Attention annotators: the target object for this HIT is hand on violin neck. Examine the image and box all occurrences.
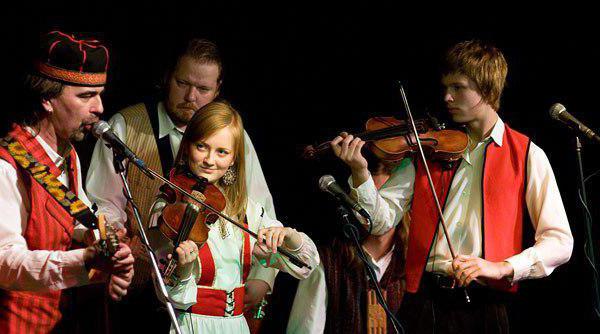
[115,227,130,244]
[330,132,370,186]
[108,268,134,301]
[84,242,134,276]
[172,240,199,279]
[451,255,514,287]
[257,227,302,254]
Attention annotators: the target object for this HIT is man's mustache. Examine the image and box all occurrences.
[80,119,100,131]
[177,103,197,110]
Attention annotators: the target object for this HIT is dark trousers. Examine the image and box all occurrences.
[107,282,171,334]
[397,273,511,334]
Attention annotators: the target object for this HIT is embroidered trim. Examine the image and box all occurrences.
[37,62,106,86]
[0,137,98,229]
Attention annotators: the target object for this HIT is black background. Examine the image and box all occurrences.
[4,3,600,333]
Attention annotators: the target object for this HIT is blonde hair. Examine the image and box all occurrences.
[176,101,247,219]
[443,40,508,110]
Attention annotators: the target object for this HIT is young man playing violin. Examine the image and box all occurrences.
[331,40,573,334]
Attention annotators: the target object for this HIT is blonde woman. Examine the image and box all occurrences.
[150,101,318,333]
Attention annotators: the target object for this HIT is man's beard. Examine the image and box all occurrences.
[69,129,87,142]
[167,106,196,127]
[70,122,95,142]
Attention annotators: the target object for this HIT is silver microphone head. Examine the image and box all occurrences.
[549,103,567,120]
[318,175,336,192]
[92,121,111,138]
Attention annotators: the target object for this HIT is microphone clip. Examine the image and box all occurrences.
[336,204,371,241]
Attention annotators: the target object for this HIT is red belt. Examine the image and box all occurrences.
[187,286,245,317]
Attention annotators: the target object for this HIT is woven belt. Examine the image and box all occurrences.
[184,286,245,317]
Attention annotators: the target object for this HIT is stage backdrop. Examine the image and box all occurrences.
[4,5,599,333]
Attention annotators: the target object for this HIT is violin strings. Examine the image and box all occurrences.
[174,206,196,247]
[360,122,426,142]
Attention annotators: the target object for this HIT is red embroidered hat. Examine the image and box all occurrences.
[35,31,109,87]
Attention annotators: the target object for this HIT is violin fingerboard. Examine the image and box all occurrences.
[97,215,119,256]
[105,221,120,255]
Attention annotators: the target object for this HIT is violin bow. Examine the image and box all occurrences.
[145,168,312,270]
[398,82,471,303]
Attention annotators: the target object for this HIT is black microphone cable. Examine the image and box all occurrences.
[337,205,405,334]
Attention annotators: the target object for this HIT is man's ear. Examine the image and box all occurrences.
[41,98,53,113]
[215,80,223,98]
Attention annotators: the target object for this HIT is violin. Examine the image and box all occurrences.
[147,163,311,271]
[303,116,468,163]
[157,166,226,285]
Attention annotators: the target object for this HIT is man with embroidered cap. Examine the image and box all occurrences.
[0,31,134,334]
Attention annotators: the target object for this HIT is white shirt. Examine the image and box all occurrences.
[0,128,92,291]
[286,247,394,334]
[86,102,280,287]
[86,102,276,224]
[364,246,395,282]
[350,117,573,282]
[161,198,319,334]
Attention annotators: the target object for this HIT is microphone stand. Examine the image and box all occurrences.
[336,205,404,334]
[112,151,183,334]
[575,137,600,320]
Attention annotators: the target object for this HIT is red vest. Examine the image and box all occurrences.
[406,124,530,293]
[166,171,253,317]
[0,124,79,334]
[188,224,252,317]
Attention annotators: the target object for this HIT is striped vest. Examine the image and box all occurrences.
[0,124,79,334]
[120,102,170,286]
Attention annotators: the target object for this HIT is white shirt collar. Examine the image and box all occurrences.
[363,245,395,268]
[489,116,505,147]
[157,102,185,139]
[462,117,504,165]
[25,126,65,168]
[465,116,505,147]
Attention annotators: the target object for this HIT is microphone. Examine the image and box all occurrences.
[319,175,372,221]
[549,103,600,143]
[92,121,147,169]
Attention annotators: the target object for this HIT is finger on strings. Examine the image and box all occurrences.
[277,229,286,248]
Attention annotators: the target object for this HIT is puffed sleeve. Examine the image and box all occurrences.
[250,202,320,280]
